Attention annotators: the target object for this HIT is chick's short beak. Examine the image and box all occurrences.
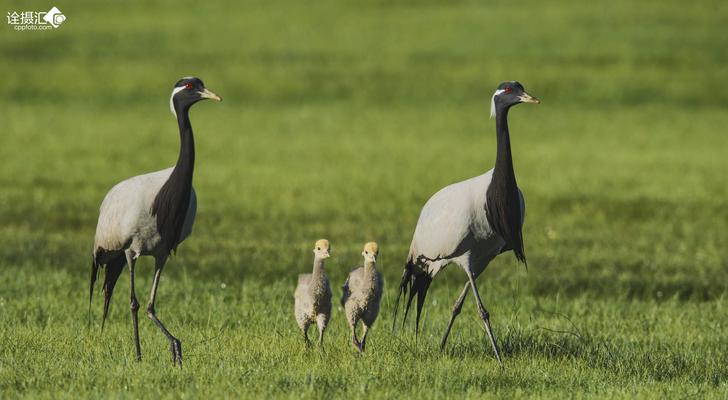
[324,251,331,258]
[199,88,222,101]
[518,92,540,104]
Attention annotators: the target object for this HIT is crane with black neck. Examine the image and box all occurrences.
[89,77,221,366]
[394,81,539,367]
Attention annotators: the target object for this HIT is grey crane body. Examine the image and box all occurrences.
[407,169,525,280]
[395,81,539,367]
[89,77,221,366]
[294,239,332,346]
[341,242,382,352]
[93,167,197,262]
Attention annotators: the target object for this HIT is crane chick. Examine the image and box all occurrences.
[294,239,332,346]
[341,242,383,352]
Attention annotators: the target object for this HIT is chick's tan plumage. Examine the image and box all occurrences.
[294,239,332,346]
[341,242,383,352]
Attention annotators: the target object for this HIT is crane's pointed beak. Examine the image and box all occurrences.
[199,88,222,102]
[518,92,540,104]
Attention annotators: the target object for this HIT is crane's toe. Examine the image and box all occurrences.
[351,337,362,353]
[170,339,183,366]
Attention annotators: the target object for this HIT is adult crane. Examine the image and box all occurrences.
[394,81,539,367]
[89,77,221,366]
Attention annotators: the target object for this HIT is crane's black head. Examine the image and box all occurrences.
[490,81,539,118]
[169,77,222,117]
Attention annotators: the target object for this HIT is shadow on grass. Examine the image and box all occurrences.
[442,326,726,386]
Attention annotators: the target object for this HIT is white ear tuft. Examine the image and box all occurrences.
[169,86,186,118]
[490,89,505,119]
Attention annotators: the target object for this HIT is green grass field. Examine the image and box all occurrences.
[2,0,727,398]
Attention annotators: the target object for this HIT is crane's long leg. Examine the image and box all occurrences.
[360,324,370,352]
[350,320,361,352]
[316,314,327,347]
[302,321,311,346]
[466,269,503,367]
[146,257,182,366]
[125,250,142,361]
[439,281,470,351]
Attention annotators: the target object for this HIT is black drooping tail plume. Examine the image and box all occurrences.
[101,255,126,331]
[89,252,126,330]
[88,257,99,327]
[392,260,411,334]
[392,257,433,336]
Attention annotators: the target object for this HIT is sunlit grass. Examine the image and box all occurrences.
[1,0,727,398]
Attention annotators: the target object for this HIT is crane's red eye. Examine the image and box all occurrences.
[184,83,193,90]
[503,88,512,94]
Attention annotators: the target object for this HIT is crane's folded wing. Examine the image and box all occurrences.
[408,171,494,262]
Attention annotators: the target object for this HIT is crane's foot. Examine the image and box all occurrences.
[133,339,142,361]
[317,326,325,348]
[351,338,362,353]
[439,329,452,352]
[478,308,503,368]
[302,332,312,347]
[170,338,183,367]
[131,298,142,361]
[439,315,459,351]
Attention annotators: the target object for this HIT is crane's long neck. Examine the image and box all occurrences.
[485,103,527,264]
[492,106,516,187]
[364,260,376,276]
[174,106,195,180]
[311,256,326,279]
[151,103,195,254]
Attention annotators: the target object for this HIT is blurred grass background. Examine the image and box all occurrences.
[1,0,727,398]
